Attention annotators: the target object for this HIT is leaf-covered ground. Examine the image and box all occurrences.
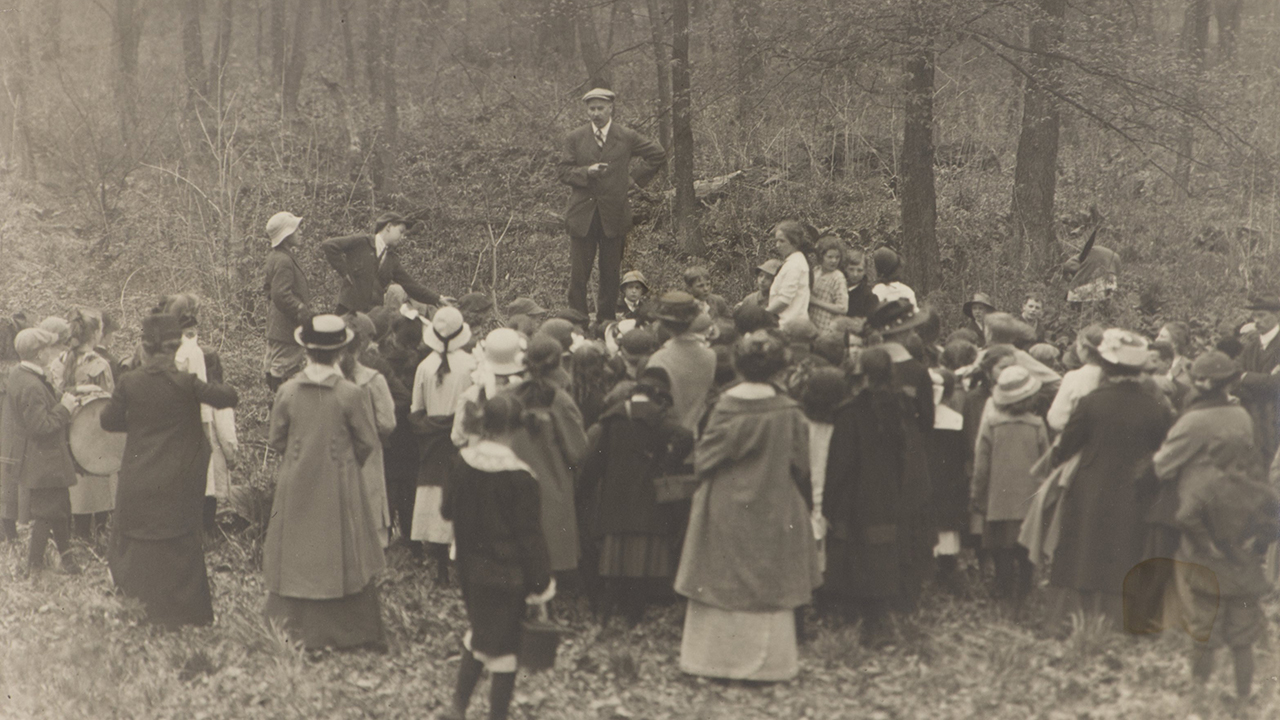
[1,532,1277,720]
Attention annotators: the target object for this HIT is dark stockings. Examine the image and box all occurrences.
[28,518,77,573]
[427,542,451,584]
[447,651,484,718]
[1,519,17,541]
[73,511,111,542]
[202,497,218,538]
[1190,644,1254,699]
[488,671,516,720]
[992,547,1032,613]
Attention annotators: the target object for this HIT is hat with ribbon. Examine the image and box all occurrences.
[295,314,354,350]
[582,87,617,103]
[867,298,932,335]
[421,306,472,354]
[620,270,650,293]
[992,365,1042,406]
[652,291,701,325]
[1189,349,1240,382]
[1097,328,1149,368]
[374,211,416,234]
[266,211,302,248]
[962,292,996,321]
[481,328,526,376]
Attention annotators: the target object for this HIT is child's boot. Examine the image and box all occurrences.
[439,651,484,720]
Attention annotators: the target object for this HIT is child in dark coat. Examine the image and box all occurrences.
[439,394,554,720]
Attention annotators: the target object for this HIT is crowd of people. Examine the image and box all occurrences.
[2,202,1279,718]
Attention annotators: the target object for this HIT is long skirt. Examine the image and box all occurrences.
[679,599,798,681]
[410,486,453,544]
[597,534,675,579]
[109,531,213,629]
[264,581,387,652]
[70,472,117,515]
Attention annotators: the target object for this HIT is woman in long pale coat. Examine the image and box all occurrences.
[345,313,396,547]
[264,315,387,651]
[674,331,820,682]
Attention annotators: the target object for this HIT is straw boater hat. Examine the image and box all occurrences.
[421,306,472,354]
[480,328,526,376]
[755,258,783,277]
[582,88,617,103]
[620,270,650,293]
[374,211,416,234]
[962,292,995,321]
[1189,350,1240,382]
[867,298,932,335]
[992,365,1042,406]
[295,314,354,350]
[266,211,302,248]
[1096,328,1149,367]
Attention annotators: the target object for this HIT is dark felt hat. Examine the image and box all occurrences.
[141,313,183,346]
[1189,350,1240,382]
[506,297,548,317]
[652,291,701,325]
[456,292,494,315]
[962,292,996,321]
[1245,296,1280,312]
[867,298,932,335]
[551,308,590,329]
[374,211,416,234]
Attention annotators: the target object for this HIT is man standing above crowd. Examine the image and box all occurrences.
[321,212,447,315]
[1239,297,1280,461]
[557,88,666,323]
[263,212,311,391]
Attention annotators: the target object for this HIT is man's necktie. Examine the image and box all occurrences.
[594,128,605,148]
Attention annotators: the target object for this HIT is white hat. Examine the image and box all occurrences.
[581,87,617,103]
[992,365,1042,406]
[1097,328,1149,368]
[266,211,302,248]
[481,328,526,376]
[422,306,472,353]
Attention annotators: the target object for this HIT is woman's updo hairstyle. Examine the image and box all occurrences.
[481,393,526,437]
[773,219,815,254]
[67,307,103,348]
[733,329,788,383]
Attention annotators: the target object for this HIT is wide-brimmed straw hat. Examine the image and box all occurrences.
[962,292,996,321]
[1097,328,1149,368]
[481,328,526,376]
[421,306,472,353]
[266,211,302,248]
[295,314,354,350]
[620,270,650,293]
[992,365,1042,406]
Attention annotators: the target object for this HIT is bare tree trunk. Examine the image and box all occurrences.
[208,0,234,113]
[645,0,671,151]
[365,0,383,100]
[283,0,314,118]
[537,0,575,59]
[1008,0,1066,273]
[729,0,762,151]
[575,0,611,87]
[670,0,703,256]
[0,0,36,179]
[1174,0,1209,196]
[271,0,287,82]
[40,0,62,61]
[181,0,208,119]
[900,20,938,297]
[115,0,142,158]
[340,0,357,88]
[380,0,403,188]
[1213,0,1241,62]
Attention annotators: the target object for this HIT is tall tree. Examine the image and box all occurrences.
[1174,0,1209,196]
[380,0,403,187]
[180,0,208,115]
[729,0,762,151]
[1008,0,1066,272]
[670,0,703,255]
[575,0,611,87]
[283,0,315,117]
[208,0,235,113]
[340,0,357,88]
[365,0,384,100]
[645,0,671,150]
[114,0,143,156]
[271,0,287,81]
[1,0,36,179]
[899,3,938,296]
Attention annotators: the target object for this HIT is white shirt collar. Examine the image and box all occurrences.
[302,362,344,383]
[20,361,46,377]
[374,233,388,259]
[1261,324,1280,349]
[593,120,612,143]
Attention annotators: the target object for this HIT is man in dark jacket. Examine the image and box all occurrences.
[557,88,666,323]
[320,211,446,315]
[263,211,311,391]
[1238,297,1280,461]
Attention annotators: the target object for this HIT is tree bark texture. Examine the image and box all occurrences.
[645,0,671,158]
[340,0,357,88]
[1,0,37,180]
[365,0,384,100]
[575,0,611,87]
[209,0,235,111]
[899,34,938,297]
[537,0,576,60]
[729,0,762,148]
[380,0,403,189]
[670,0,704,256]
[181,0,208,114]
[1174,0,1209,196]
[1009,0,1066,273]
[115,0,142,156]
[271,0,287,81]
[283,0,315,117]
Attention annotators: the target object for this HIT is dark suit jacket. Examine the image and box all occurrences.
[1238,331,1280,460]
[264,247,312,343]
[557,123,666,239]
[101,358,238,539]
[0,365,74,491]
[319,234,441,313]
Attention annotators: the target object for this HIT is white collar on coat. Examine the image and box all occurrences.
[1260,324,1279,350]
[302,363,344,383]
[461,440,534,474]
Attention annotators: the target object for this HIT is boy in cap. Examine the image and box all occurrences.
[1237,296,1280,461]
[737,258,781,313]
[617,270,650,320]
[683,265,731,320]
[321,211,449,314]
[1,328,81,575]
[263,211,312,391]
[558,88,666,323]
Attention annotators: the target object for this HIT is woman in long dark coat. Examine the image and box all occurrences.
[823,347,933,643]
[1048,329,1172,632]
[101,313,238,629]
